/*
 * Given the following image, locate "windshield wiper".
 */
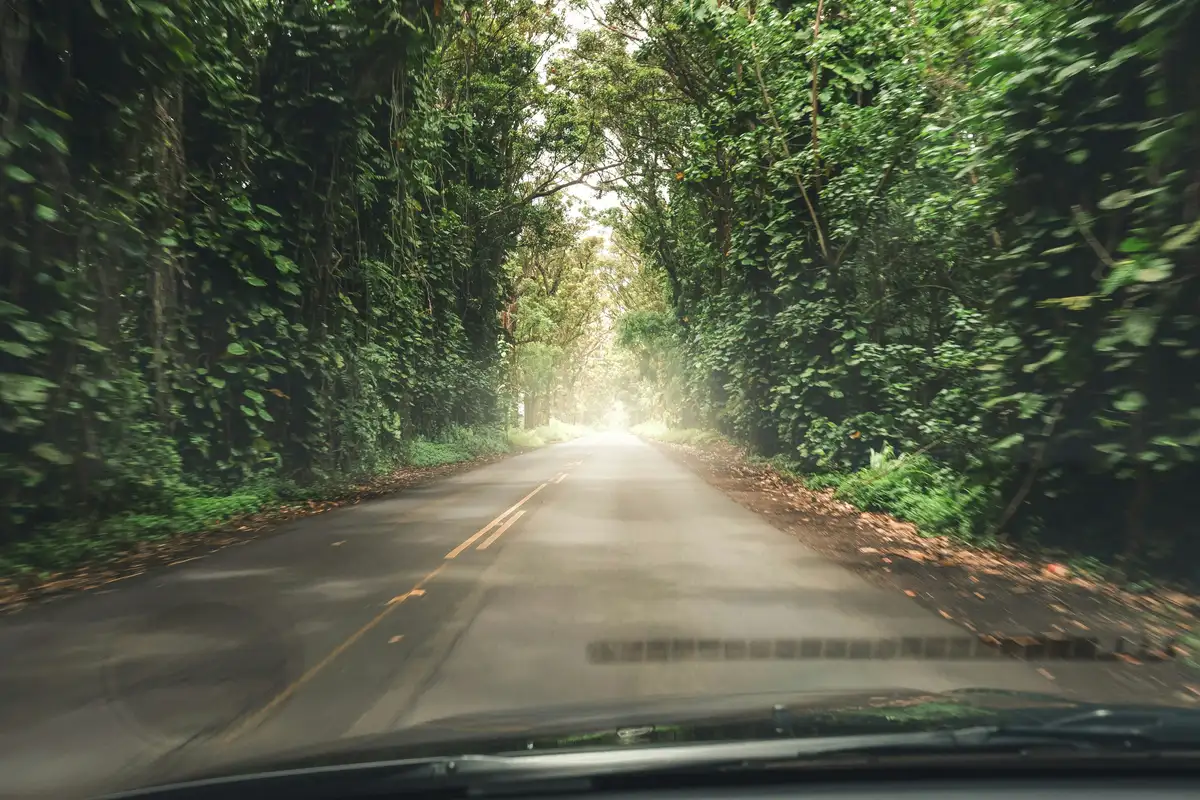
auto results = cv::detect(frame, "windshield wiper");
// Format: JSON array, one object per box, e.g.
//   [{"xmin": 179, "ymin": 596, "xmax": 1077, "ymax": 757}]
[
  {"xmin": 439, "ymin": 709, "xmax": 1200, "ymax": 788},
  {"xmin": 987, "ymin": 708, "xmax": 1200, "ymax": 750}
]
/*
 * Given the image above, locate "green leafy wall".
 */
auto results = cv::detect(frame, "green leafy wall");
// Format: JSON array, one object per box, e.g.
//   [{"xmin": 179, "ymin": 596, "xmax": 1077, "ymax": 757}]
[{"xmin": 0, "ymin": 0, "xmax": 521, "ymax": 557}]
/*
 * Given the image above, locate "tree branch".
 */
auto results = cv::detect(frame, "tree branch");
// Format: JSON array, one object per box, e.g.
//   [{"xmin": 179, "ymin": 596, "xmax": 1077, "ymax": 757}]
[
  {"xmin": 810, "ymin": 0, "xmax": 825, "ymax": 192},
  {"xmin": 749, "ymin": 43, "xmax": 829, "ymax": 259}
]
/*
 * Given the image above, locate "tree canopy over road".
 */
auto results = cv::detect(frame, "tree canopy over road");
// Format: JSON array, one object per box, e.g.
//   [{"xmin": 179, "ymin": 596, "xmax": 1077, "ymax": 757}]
[{"xmin": 2, "ymin": 0, "xmax": 1198, "ymax": 580}]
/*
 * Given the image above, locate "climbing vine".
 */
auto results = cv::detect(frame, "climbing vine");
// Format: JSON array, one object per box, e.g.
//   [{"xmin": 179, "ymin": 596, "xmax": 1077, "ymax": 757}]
[
  {"xmin": 0, "ymin": 0, "xmax": 571, "ymax": 567},
  {"xmin": 583, "ymin": 0, "xmax": 1200, "ymax": 572}
]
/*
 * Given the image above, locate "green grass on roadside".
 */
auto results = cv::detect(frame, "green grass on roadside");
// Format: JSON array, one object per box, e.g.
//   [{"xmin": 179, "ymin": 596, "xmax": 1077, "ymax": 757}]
[
  {"xmin": 0, "ymin": 423, "xmax": 585, "ymax": 582},
  {"xmin": 632, "ymin": 423, "xmax": 994, "ymax": 543},
  {"xmin": 630, "ymin": 421, "xmax": 727, "ymax": 447},
  {"xmin": 805, "ymin": 445, "xmax": 996, "ymax": 542},
  {"xmin": 405, "ymin": 425, "xmax": 511, "ymax": 467},
  {"xmin": 507, "ymin": 418, "xmax": 590, "ymax": 448}
]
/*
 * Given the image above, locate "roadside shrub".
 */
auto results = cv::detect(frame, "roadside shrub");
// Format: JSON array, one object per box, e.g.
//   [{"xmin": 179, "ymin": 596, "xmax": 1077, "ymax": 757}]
[
  {"xmin": 631, "ymin": 421, "xmax": 725, "ymax": 447},
  {"xmin": 832, "ymin": 445, "xmax": 998, "ymax": 541}
]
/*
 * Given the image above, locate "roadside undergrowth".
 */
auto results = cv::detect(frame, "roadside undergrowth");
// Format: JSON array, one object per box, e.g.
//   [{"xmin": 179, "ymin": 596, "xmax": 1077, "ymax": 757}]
[
  {"xmin": 634, "ymin": 424, "xmax": 1187, "ymax": 592},
  {"xmin": 0, "ymin": 424, "xmax": 578, "ymax": 592},
  {"xmin": 636, "ymin": 424, "xmax": 1200, "ymax": 694},
  {"xmin": 798, "ymin": 445, "xmax": 1000, "ymax": 545},
  {"xmin": 636, "ymin": 423, "xmax": 990, "ymax": 543},
  {"xmin": 507, "ymin": 419, "xmax": 591, "ymax": 449},
  {"xmin": 630, "ymin": 421, "xmax": 730, "ymax": 448}
]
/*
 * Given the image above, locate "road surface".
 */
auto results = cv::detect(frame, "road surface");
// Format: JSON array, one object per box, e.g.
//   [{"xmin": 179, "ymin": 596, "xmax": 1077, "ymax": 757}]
[{"xmin": 0, "ymin": 432, "xmax": 1063, "ymax": 798}]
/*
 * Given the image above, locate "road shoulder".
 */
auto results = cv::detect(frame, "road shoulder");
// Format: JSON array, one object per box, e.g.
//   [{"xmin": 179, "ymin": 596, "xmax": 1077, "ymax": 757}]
[
  {"xmin": 644, "ymin": 436, "xmax": 1200, "ymax": 707},
  {"xmin": 0, "ymin": 449, "xmax": 534, "ymax": 614}
]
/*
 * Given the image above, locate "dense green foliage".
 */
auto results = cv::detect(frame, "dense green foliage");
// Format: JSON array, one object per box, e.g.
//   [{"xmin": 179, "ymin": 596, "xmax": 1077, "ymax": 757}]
[
  {"xmin": 4, "ymin": 0, "xmax": 1198, "ymax": 581},
  {"xmin": 0, "ymin": 0, "xmax": 589, "ymax": 573},
  {"xmin": 586, "ymin": 0, "xmax": 1200, "ymax": 574}
]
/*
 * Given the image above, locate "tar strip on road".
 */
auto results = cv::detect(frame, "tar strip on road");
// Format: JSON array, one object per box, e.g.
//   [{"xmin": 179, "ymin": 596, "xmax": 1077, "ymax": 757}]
[{"xmin": 585, "ymin": 635, "xmax": 1183, "ymax": 664}]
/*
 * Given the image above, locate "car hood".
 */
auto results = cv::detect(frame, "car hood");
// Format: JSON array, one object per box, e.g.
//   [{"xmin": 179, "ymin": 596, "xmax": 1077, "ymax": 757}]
[{"xmin": 203, "ymin": 686, "xmax": 1087, "ymax": 776}]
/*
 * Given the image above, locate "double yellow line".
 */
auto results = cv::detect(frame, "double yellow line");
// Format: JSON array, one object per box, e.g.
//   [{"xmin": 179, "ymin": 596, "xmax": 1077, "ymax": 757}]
[
  {"xmin": 445, "ymin": 483, "xmax": 545, "ymax": 559},
  {"xmin": 222, "ymin": 561, "xmax": 446, "ymax": 742},
  {"xmin": 225, "ymin": 472, "xmax": 566, "ymax": 742}
]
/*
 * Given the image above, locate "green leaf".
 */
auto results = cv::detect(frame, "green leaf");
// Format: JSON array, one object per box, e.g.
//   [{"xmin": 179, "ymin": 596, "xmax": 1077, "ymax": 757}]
[
  {"xmin": 29, "ymin": 124, "xmax": 68, "ymax": 153},
  {"xmin": 1055, "ymin": 58, "xmax": 1094, "ymax": 82},
  {"xmin": 1113, "ymin": 391, "xmax": 1146, "ymax": 412},
  {"xmin": 1129, "ymin": 128, "xmax": 1171, "ymax": 154},
  {"xmin": 1022, "ymin": 348, "xmax": 1065, "ymax": 374},
  {"xmin": 992, "ymin": 433, "xmax": 1025, "ymax": 451},
  {"xmin": 244, "ymin": 275, "xmax": 267, "ymax": 287},
  {"xmin": 0, "ymin": 341, "xmax": 33, "ymax": 357},
  {"xmin": 32, "ymin": 443, "xmax": 72, "ymax": 465},
  {"xmin": 280, "ymin": 281, "xmax": 301, "ymax": 296},
  {"xmin": 240, "ymin": 405, "xmax": 257, "ymax": 417},
  {"xmin": 244, "ymin": 389, "xmax": 265, "ymax": 404},
  {"xmin": 226, "ymin": 342, "xmax": 247, "ymax": 356},
  {"xmin": 1039, "ymin": 295, "xmax": 1095, "ymax": 311},
  {"xmin": 1136, "ymin": 264, "xmax": 1171, "ymax": 283},
  {"xmin": 9, "ymin": 320, "xmax": 51, "ymax": 342},
  {"xmin": 258, "ymin": 408, "xmax": 275, "ymax": 422},
  {"xmin": 0, "ymin": 373, "xmax": 56, "ymax": 405},
  {"xmin": 1100, "ymin": 260, "xmax": 1139, "ymax": 294},
  {"xmin": 1041, "ymin": 243, "xmax": 1076, "ymax": 255},
  {"xmin": 4, "ymin": 165, "xmax": 35, "ymax": 183},
  {"xmin": 135, "ymin": 1, "xmax": 173, "ymax": 16},
  {"xmin": 1163, "ymin": 220, "xmax": 1200, "ymax": 252},
  {"xmin": 76, "ymin": 338, "xmax": 108, "ymax": 352},
  {"xmin": 1121, "ymin": 308, "xmax": 1156, "ymax": 347},
  {"xmin": 34, "ymin": 205, "xmax": 58, "ymax": 222},
  {"xmin": 1118, "ymin": 236, "xmax": 1150, "ymax": 253},
  {"xmin": 1097, "ymin": 190, "xmax": 1135, "ymax": 210}
]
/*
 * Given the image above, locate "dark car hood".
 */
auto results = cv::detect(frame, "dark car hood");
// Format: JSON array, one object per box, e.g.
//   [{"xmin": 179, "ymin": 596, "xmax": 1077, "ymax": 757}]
[{"xmin": 202, "ymin": 686, "xmax": 1086, "ymax": 777}]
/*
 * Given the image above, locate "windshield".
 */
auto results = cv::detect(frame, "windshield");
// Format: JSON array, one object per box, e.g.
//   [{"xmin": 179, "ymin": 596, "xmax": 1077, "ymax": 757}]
[{"xmin": 2, "ymin": 0, "xmax": 1198, "ymax": 798}]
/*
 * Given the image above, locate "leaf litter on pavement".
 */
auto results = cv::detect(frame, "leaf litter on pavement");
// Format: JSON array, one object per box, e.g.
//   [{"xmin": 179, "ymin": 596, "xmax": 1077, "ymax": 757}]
[{"xmin": 650, "ymin": 437, "xmax": 1200, "ymax": 705}]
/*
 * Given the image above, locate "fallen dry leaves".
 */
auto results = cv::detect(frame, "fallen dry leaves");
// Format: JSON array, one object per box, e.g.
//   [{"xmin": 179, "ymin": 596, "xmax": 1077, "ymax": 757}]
[{"xmin": 652, "ymin": 436, "xmax": 1200, "ymax": 705}]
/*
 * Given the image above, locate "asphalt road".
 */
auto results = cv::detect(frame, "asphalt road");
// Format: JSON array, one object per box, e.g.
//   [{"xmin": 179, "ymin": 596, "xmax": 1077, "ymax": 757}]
[{"xmin": 0, "ymin": 432, "xmax": 1063, "ymax": 799}]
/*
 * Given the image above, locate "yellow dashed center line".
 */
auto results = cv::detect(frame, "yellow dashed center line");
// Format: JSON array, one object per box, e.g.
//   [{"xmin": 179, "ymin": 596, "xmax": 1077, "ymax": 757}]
[
  {"xmin": 223, "ymin": 478, "xmax": 555, "ymax": 742},
  {"xmin": 387, "ymin": 587, "xmax": 426, "ymax": 605},
  {"xmin": 477, "ymin": 509, "xmax": 526, "ymax": 551},
  {"xmin": 444, "ymin": 483, "xmax": 546, "ymax": 559},
  {"xmin": 221, "ymin": 562, "xmax": 446, "ymax": 742}
]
